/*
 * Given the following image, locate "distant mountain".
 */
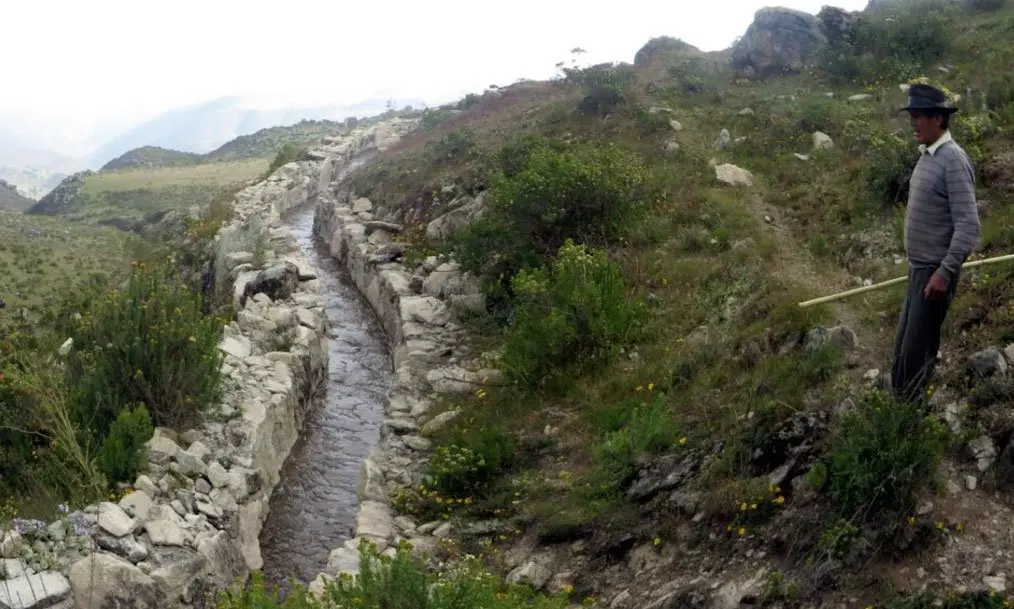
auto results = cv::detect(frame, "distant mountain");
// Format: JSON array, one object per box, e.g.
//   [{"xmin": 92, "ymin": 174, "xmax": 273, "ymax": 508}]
[
  {"xmin": 0, "ymin": 166, "xmax": 69, "ymax": 200},
  {"xmin": 87, "ymin": 95, "xmax": 427, "ymax": 169},
  {"xmin": 102, "ymin": 146, "xmax": 202, "ymax": 170},
  {"xmin": 0, "ymin": 178, "xmax": 34, "ymax": 212}
]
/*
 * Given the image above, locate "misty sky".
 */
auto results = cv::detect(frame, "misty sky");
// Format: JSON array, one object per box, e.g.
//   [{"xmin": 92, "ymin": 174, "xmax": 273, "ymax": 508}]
[{"xmin": 3, "ymin": 0, "xmax": 866, "ymax": 150}]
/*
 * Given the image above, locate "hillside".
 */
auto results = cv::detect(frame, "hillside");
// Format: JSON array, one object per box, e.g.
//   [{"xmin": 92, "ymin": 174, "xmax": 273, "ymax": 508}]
[
  {"xmin": 0, "ymin": 210, "xmax": 134, "ymax": 320},
  {"xmin": 101, "ymin": 146, "xmax": 202, "ymax": 170},
  {"xmin": 0, "ymin": 179, "xmax": 34, "ymax": 211},
  {"xmin": 306, "ymin": 1, "xmax": 1014, "ymax": 607},
  {"xmin": 27, "ymin": 159, "xmax": 269, "ymax": 231}
]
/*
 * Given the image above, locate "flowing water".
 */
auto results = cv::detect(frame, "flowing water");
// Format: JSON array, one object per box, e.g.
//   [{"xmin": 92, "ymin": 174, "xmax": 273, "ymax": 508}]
[{"xmin": 259, "ymin": 201, "xmax": 392, "ymax": 587}]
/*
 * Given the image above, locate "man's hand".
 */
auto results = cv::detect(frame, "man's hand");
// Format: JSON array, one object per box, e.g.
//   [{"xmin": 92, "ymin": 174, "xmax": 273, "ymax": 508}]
[{"xmin": 923, "ymin": 271, "xmax": 950, "ymax": 301}]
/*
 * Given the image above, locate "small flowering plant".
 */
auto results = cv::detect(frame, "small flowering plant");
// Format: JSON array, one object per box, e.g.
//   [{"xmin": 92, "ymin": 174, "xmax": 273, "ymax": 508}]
[{"xmin": 725, "ymin": 482, "xmax": 789, "ymax": 538}]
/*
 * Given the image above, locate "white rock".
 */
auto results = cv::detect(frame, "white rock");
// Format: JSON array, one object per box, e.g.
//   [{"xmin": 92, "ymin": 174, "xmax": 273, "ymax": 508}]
[
  {"xmin": 422, "ymin": 410, "xmax": 461, "ymax": 435},
  {"xmin": 0, "ymin": 572, "xmax": 71, "ymax": 609},
  {"xmin": 57, "ymin": 338, "xmax": 73, "ymax": 357},
  {"xmin": 402, "ymin": 435, "xmax": 432, "ymax": 451},
  {"xmin": 668, "ymin": 119, "xmax": 683, "ymax": 132},
  {"xmin": 984, "ymin": 574, "xmax": 1006, "ymax": 593},
  {"xmin": 715, "ymin": 164, "xmax": 753, "ymax": 187},
  {"xmin": 713, "ymin": 128, "xmax": 731, "ymax": 150},
  {"xmin": 207, "ymin": 462, "xmax": 231, "ymax": 489},
  {"xmin": 98, "ymin": 502, "xmax": 136, "ymax": 538},
  {"xmin": 175, "ymin": 450, "xmax": 207, "ymax": 477},
  {"xmin": 352, "ymin": 197, "xmax": 373, "ymax": 213},
  {"xmin": 401, "ymin": 297, "xmax": 450, "ymax": 327},
  {"xmin": 144, "ymin": 505, "xmax": 189, "ymax": 547},
  {"xmin": 134, "ymin": 475, "xmax": 158, "ymax": 498},
  {"xmin": 794, "ymin": 153, "xmax": 811, "ymax": 161},
  {"xmin": 219, "ymin": 336, "xmax": 252, "ymax": 360},
  {"xmin": 812, "ymin": 131, "xmax": 834, "ymax": 150},
  {"xmin": 355, "ymin": 501, "xmax": 395, "ymax": 540},
  {"xmin": 848, "ymin": 93, "xmax": 873, "ymax": 102},
  {"xmin": 119, "ymin": 490, "xmax": 154, "ymax": 520},
  {"xmin": 966, "ymin": 475, "xmax": 978, "ymax": 490},
  {"xmin": 69, "ymin": 553, "xmax": 166, "ymax": 608},
  {"xmin": 507, "ymin": 562, "xmax": 552, "ymax": 590},
  {"xmin": 433, "ymin": 523, "xmax": 453, "ymax": 539}
]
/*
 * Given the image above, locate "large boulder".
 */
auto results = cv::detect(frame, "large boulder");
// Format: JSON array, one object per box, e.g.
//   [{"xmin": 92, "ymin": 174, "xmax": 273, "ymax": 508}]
[
  {"xmin": 425, "ymin": 194, "xmax": 487, "ymax": 242},
  {"xmin": 731, "ymin": 7, "xmax": 828, "ymax": 78},
  {"xmin": 0, "ymin": 572, "xmax": 72, "ymax": 608},
  {"xmin": 242, "ymin": 262, "xmax": 300, "ymax": 305},
  {"xmin": 70, "ymin": 553, "xmax": 169, "ymax": 609},
  {"xmin": 633, "ymin": 36, "xmax": 700, "ymax": 67}
]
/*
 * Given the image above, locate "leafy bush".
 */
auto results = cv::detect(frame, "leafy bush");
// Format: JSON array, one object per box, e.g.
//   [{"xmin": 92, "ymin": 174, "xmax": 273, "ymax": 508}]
[
  {"xmin": 864, "ymin": 132, "xmax": 919, "ymax": 204},
  {"xmin": 421, "ymin": 425, "xmax": 516, "ymax": 499},
  {"xmin": 500, "ymin": 241, "xmax": 644, "ymax": 386},
  {"xmin": 67, "ymin": 262, "xmax": 225, "ymax": 437},
  {"xmin": 266, "ymin": 143, "xmax": 308, "ymax": 176},
  {"xmin": 819, "ymin": 5, "xmax": 953, "ymax": 84},
  {"xmin": 565, "ymin": 63, "xmax": 636, "ymax": 117},
  {"xmin": 456, "ymin": 141, "xmax": 648, "ymax": 292},
  {"xmin": 95, "ymin": 405, "xmax": 153, "ymax": 486},
  {"xmin": 821, "ymin": 391, "xmax": 948, "ymax": 521},
  {"xmin": 419, "ymin": 107, "xmax": 456, "ymax": 130},
  {"xmin": 590, "ymin": 394, "xmax": 680, "ymax": 493},
  {"xmin": 429, "ymin": 129, "xmax": 477, "ymax": 162},
  {"xmin": 217, "ymin": 541, "xmax": 570, "ymax": 609}
]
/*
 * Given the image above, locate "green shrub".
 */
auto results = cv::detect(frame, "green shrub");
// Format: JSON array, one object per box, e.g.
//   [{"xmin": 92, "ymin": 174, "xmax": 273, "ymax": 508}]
[
  {"xmin": 96, "ymin": 405, "xmax": 153, "ymax": 485},
  {"xmin": 456, "ymin": 141, "xmax": 648, "ymax": 291},
  {"xmin": 419, "ymin": 107, "xmax": 456, "ymax": 130},
  {"xmin": 819, "ymin": 5, "xmax": 953, "ymax": 85},
  {"xmin": 422, "ymin": 425, "xmax": 517, "ymax": 499},
  {"xmin": 266, "ymin": 143, "xmax": 307, "ymax": 176},
  {"xmin": 566, "ymin": 63, "xmax": 636, "ymax": 117},
  {"xmin": 217, "ymin": 542, "xmax": 569, "ymax": 609},
  {"xmin": 822, "ymin": 391, "xmax": 948, "ymax": 521},
  {"xmin": 590, "ymin": 394, "xmax": 680, "ymax": 493},
  {"xmin": 429, "ymin": 129, "xmax": 477, "ymax": 162},
  {"xmin": 501, "ymin": 241, "xmax": 644, "ymax": 386},
  {"xmin": 864, "ymin": 132, "xmax": 919, "ymax": 204},
  {"xmin": 67, "ymin": 262, "xmax": 225, "ymax": 438}
]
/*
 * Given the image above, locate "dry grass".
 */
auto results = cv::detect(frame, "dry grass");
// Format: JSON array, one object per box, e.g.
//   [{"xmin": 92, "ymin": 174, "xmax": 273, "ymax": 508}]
[{"xmin": 81, "ymin": 159, "xmax": 268, "ymax": 195}]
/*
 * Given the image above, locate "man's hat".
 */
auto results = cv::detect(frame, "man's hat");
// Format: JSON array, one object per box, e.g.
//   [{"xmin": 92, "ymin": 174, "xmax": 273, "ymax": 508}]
[{"xmin": 898, "ymin": 83, "xmax": 958, "ymax": 114}]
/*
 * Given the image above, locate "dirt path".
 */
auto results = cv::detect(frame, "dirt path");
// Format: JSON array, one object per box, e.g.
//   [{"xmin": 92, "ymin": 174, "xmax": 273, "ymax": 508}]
[{"xmin": 750, "ymin": 197, "xmax": 893, "ymax": 367}]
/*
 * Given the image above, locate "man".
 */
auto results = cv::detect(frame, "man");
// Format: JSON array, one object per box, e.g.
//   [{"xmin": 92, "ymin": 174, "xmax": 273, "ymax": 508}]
[{"xmin": 892, "ymin": 83, "xmax": 980, "ymax": 404}]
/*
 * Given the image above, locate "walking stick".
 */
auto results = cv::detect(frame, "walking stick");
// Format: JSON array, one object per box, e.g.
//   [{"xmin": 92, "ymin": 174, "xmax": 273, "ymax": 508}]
[{"xmin": 798, "ymin": 253, "xmax": 1014, "ymax": 308}]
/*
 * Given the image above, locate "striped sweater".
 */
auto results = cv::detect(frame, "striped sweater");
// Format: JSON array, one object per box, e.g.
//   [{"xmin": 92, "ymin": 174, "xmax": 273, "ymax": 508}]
[{"xmin": 904, "ymin": 133, "xmax": 980, "ymax": 281}]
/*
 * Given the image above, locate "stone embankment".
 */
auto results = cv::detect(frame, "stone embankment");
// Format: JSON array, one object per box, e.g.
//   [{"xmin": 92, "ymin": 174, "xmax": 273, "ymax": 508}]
[
  {"xmin": 306, "ymin": 161, "xmax": 505, "ymax": 593},
  {"xmin": 0, "ymin": 119, "xmax": 413, "ymax": 609}
]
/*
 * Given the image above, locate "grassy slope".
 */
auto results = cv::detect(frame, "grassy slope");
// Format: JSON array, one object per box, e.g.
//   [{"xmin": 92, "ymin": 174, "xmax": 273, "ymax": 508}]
[
  {"xmin": 59, "ymin": 158, "xmax": 268, "ymax": 226},
  {"xmin": 351, "ymin": 5, "xmax": 1014, "ymax": 606},
  {"xmin": 0, "ymin": 211, "xmax": 134, "ymax": 320}
]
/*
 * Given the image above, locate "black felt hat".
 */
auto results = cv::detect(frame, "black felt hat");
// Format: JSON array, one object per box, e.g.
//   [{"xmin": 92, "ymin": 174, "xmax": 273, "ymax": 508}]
[{"xmin": 898, "ymin": 83, "xmax": 958, "ymax": 114}]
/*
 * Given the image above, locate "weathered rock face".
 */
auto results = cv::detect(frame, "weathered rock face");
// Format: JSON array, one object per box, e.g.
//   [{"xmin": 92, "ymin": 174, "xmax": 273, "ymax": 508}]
[{"xmin": 731, "ymin": 7, "xmax": 828, "ymax": 78}]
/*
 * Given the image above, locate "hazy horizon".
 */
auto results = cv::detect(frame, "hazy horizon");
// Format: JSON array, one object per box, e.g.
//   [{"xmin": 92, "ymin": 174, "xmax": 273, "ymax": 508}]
[{"xmin": 2, "ymin": 0, "xmax": 866, "ymax": 159}]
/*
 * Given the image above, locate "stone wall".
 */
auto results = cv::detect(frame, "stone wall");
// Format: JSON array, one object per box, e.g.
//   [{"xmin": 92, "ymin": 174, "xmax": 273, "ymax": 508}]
[
  {"xmin": 0, "ymin": 120, "xmax": 412, "ymax": 609},
  {"xmin": 308, "ymin": 159, "xmax": 499, "ymax": 593}
]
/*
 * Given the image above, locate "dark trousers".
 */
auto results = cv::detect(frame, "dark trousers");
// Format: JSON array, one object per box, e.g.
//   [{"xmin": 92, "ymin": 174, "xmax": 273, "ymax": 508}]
[{"xmin": 891, "ymin": 265, "xmax": 959, "ymax": 404}]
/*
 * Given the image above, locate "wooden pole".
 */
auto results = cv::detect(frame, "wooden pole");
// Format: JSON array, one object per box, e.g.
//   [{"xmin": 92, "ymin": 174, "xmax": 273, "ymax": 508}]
[{"xmin": 798, "ymin": 253, "xmax": 1014, "ymax": 308}]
